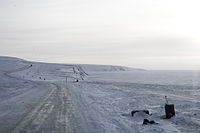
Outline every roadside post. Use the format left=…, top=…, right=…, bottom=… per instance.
left=165, top=96, right=175, bottom=119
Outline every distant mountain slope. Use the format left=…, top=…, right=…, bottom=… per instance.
left=0, top=56, right=27, bottom=72
left=0, top=56, right=145, bottom=83
left=0, top=56, right=144, bottom=73
left=79, top=64, right=145, bottom=72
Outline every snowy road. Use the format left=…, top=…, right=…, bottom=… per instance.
left=11, top=83, right=78, bottom=133
left=0, top=60, right=78, bottom=133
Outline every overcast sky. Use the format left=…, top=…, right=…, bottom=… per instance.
left=0, top=0, right=200, bottom=70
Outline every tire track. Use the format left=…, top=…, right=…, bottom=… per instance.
left=4, top=64, right=79, bottom=133
left=11, top=83, right=75, bottom=133
left=11, top=83, right=56, bottom=133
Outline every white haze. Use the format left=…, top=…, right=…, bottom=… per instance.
left=0, top=0, right=200, bottom=70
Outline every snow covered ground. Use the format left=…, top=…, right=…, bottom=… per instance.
left=0, top=56, right=200, bottom=133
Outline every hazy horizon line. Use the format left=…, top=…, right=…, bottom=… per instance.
left=1, top=55, right=200, bottom=71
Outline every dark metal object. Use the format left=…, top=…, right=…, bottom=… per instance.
left=165, top=104, right=175, bottom=119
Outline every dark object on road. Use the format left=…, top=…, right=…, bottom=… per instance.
left=131, top=110, right=150, bottom=116
left=44, top=78, right=45, bottom=80
left=143, top=119, right=158, bottom=125
left=30, top=64, right=32, bottom=67
left=39, top=77, right=41, bottom=79
left=165, top=104, right=175, bottom=119
left=76, top=79, right=79, bottom=82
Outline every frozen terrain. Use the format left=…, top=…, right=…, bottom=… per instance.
left=0, top=56, right=200, bottom=133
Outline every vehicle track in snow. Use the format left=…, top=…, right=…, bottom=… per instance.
left=4, top=64, right=78, bottom=133
left=11, top=83, right=78, bottom=133
left=4, top=65, right=33, bottom=82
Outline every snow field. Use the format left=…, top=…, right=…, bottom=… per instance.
left=1, top=56, right=200, bottom=133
